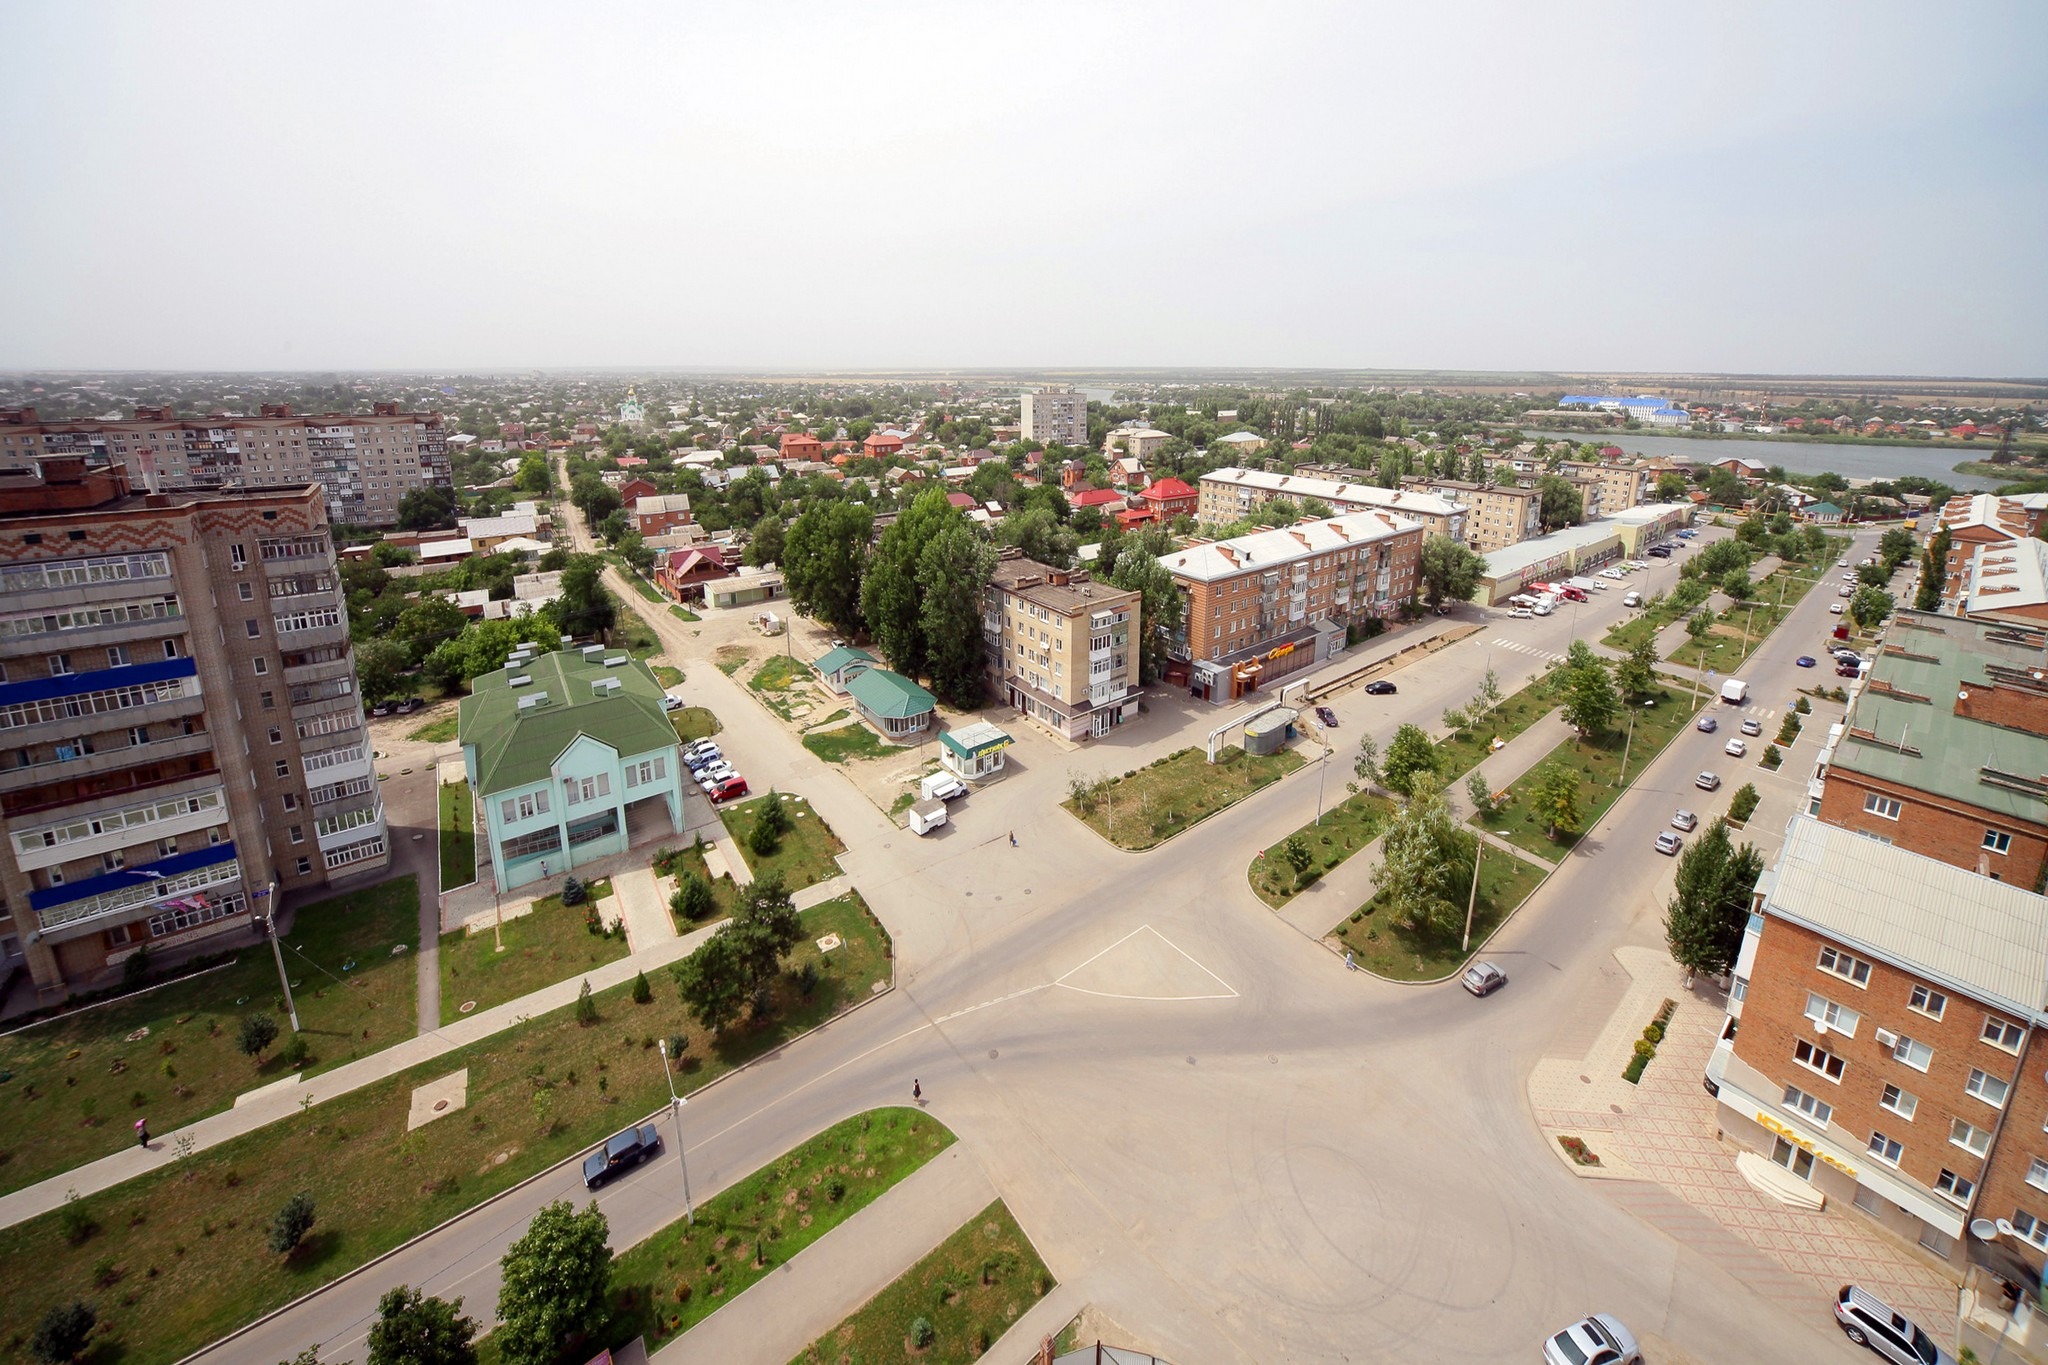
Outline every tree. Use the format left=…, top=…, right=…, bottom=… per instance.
left=1654, top=471, right=1690, bottom=502
left=354, top=637, right=410, bottom=703
left=394, top=596, right=467, bottom=660
left=397, top=486, right=458, bottom=532
left=1417, top=534, right=1487, bottom=608
left=1856, top=562, right=1889, bottom=588
left=568, top=477, right=621, bottom=528
left=514, top=456, right=552, bottom=494
left=782, top=500, right=872, bottom=637
left=860, top=488, right=961, bottom=681
left=1108, top=544, right=1184, bottom=687
left=1916, top=527, right=1949, bottom=611
left=1615, top=638, right=1657, bottom=700
left=368, top=1285, right=478, bottom=1365
left=1849, top=585, right=1894, bottom=631
left=1278, top=834, right=1313, bottom=886
left=1721, top=567, right=1752, bottom=601
left=30, top=1302, right=96, bottom=1364
left=1535, top=475, right=1584, bottom=531
left=744, top=513, right=786, bottom=568
left=675, top=873, right=803, bottom=1032
left=1353, top=734, right=1383, bottom=793
left=670, top=871, right=715, bottom=923
left=1381, top=723, right=1441, bottom=797
left=553, top=555, right=615, bottom=639
left=917, top=524, right=996, bottom=707
left=1472, top=666, right=1503, bottom=715
left=495, top=1200, right=612, bottom=1365
left=1465, top=771, right=1498, bottom=819
left=239, top=1012, right=279, bottom=1063
left=267, top=1191, right=316, bottom=1256
left=1529, top=762, right=1583, bottom=842
left=1561, top=657, right=1619, bottom=739
left=573, top=979, right=598, bottom=1026
left=1686, top=607, right=1717, bottom=648
left=1664, top=818, right=1764, bottom=981
left=993, top=506, right=1078, bottom=570
left=1370, top=775, right=1474, bottom=936
left=1878, top=527, right=1916, bottom=565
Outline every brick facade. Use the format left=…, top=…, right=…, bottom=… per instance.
left=1815, top=768, right=2048, bottom=891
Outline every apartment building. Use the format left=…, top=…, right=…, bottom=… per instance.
left=1557, top=460, right=1651, bottom=517
left=1808, top=610, right=2048, bottom=891
left=1708, top=816, right=2048, bottom=1277
left=0, top=459, right=385, bottom=998
left=1198, top=467, right=1465, bottom=541
left=1163, top=510, right=1424, bottom=703
left=983, top=554, right=1142, bottom=739
left=1019, top=387, right=1088, bottom=449
left=1933, top=494, right=2039, bottom=611
left=0, top=403, right=451, bottom=529
left=1959, top=537, right=2048, bottom=627
left=1399, top=477, right=1542, bottom=553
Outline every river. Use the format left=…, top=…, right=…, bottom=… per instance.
left=1520, top=429, right=2002, bottom=491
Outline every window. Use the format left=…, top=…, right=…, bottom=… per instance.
left=1967, top=1069, right=2010, bottom=1108
left=268, top=727, right=282, bottom=745
left=1937, top=1169, right=1975, bottom=1205
left=1909, top=985, right=1947, bottom=1020
left=252, top=658, right=267, bottom=676
left=2012, top=1210, right=2048, bottom=1250
left=282, top=793, right=298, bottom=812
left=274, top=760, right=290, bottom=779
left=1880, top=1084, right=1919, bottom=1120
left=259, top=690, right=274, bottom=710
left=47, top=653, right=71, bottom=676
left=1782, top=1084, right=1833, bottom=1127
left=245, top=619, right=261, bottom=639
left=295, top=857, right=311, bottom=876
left=1867, top=1132, right=1903, bottom=1165
left=1804, top=992, right=1861, bottom=1036
left=105, top=646, right=127, bottom=667
left=1983, top=1017, right=2025, bottom=1052
left=1951, top=1119, right=1990, bottom=1156
left=163, top=638, right=179, bottom=658
left=2027, top=1158, right=2048, bottom=1194
left=1891, top=1035, right=1933, bottom=1071
left=1817, top=946, right=1872, bottom=986
left=1794, top=1039, right=1846, bottom=1082
left=237, top=582, right=254, bottom=601
left=1863, top=792, right=1902, bottom=820
left=289, top=826, right=304, bottom=844
left=1984, top=829, right=2012, bottom=854
left=230, top=544, right=248, bottom=570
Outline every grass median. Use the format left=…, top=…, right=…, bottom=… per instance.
left=0, top=892, right=891, bottom=1365
left=720, top=793, right=845, bottom=892
left=0, top=878, right=419, bottom=1198
left=1249, top=788, right=1396, bottom=908
left=670, top=707, right=720, bottom=744
left=439, top=779, right=477, bottom=892
left=407, top=714, right=459, bottom=745
left=438, top=880, right=626, bottom=1026
left=1065, top=745, right=1303, bottom=852
left=802, top=723, right=895, bottom=764
left=1331, top=843, right=1550, bottom=981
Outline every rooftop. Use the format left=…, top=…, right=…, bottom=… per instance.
left=1964, top=538, right=2048, bottom=617
left=1476, top=520, right=1627, bottom=579
left=1165, top=509, right=1423, bottom=584
left=991, top=556, right=1136, bottom=615
left=634, top=494, right=693, bottom=515
left=457, top=649, right=676, bottom=795
left=1201, top=466, right=1464, bottom=517
left=1760, top=815, right=2048, bottom=1021
left=845, top=667, right=936, bottom=719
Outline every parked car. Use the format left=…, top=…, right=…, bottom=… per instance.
left=1740, top=718, right=1762, bottom=736
left=706, top=775, right=749, bottom=803
left=1838, top=558, right=1850, bottom=568
left=1696, top=715, right=1718, bottom=733
left=694, top=764, right=737, bottom=788
left=1796, top=655, right=1816, bottom=668
left=369, top=700, right=396, bottom=717
left=395, top=697, right=422, bottom=714
left=683, top=749, right=722, bottom=772
left=1833, top=649, right=1863, bottom=665
left=1460, top=961, right=1507, bottom=997
left=1542, top=1313, right=1643, bottom=1365
left=1834, top=1284, right=1951, bottom=1364
left=1838, top=663, right=1861, bottom=678
left=1599, top=568, right=1626, bottom=580
left=663, top=693, right=687, bottom=712
left=1725, top=738, right=1747, bottom=757
left=1671, top=809, right=1698, bottom=831
left=1830, top=603, right=1846, bottom=615
left=582, top=1123, right=662, bottom=1190
left=1364, top=681, right=1397, bottom=695
left=1654, top=831, right=1683, bottom=855
left=1508, top=607, right=1534, bottom=619
left=684, top=738, right=721, bottom=758
left=1696, top=771, right=1721, bottom=791
left=1315, top=705, right=1339, bottom=726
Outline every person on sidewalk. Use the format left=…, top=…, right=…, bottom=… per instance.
left=134, top=1118, right=149, bottom=1148
left=912, top=1078, right=922, bottom=1104
left=1008, top=831, right=1016, bottom=847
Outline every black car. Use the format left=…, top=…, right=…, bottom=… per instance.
left=1315, top=706, right=1338, bottom=727
left=582, top=1122, right=662, bottom=1190
left=1364, top=681, right=1397, bottom=696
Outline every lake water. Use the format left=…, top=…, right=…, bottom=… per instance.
left=1521, top=429, right=2001, bottom=491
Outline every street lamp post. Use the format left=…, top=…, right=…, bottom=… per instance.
left=257, top=882, right=299, bottom=1033
left=656, top=1039, right=695, bottom=1224
left=1314, top=745, right=1331, bottom=826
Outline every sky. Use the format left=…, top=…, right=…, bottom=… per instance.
left=1, top=0, right=2043, bottom=377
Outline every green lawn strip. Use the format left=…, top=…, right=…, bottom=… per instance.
left=670, top=605, right=701, bottom=623
left=802, top=724, right=896, bottom=764
left=622, top=570, right=664, bottom=603
left=439, top=780, right=477, bottom=893
left=656, top=841, right=741, bottom=925
left=438, top=881, right=626, bottom=1027
left=650, top=664, right=683, bottom=687
left=0, top=894, right=891, bottom=1365
left=0, top=878, right=419, bottom=1197
left=590, top=1108, right=955, bottom=1356
left=1249, top=789, right=1397, bottom=908
left=748, top=655, right=807, bottom=721
left=1431, top=667, right=1568, bottom=780
left=670, top=707, right=721, bottom=744
left=807, top=707, right=849, bottom=730
left=1601, top=589, right=1695, bottom=654
left=1064, top=745, right=1304, bottom=852
left=615, top=609, right=661, bottom=659
left=407, top=714, right=459, bottom=744
left=720, top=794, right=846, bottom=892
left=1474, top=682, right=1704, bottom=861
left=1664, top=562, right=1833, bottom=671
left=1332, top=844, right=1549, bottom=982
left=786, top=1198, right=1054, bottom=1365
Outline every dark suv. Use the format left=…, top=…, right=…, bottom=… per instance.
left=582, top=1122, right=662, bottom=1190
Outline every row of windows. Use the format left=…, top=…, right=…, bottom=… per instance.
left=0, top=552, right=171, bottom=594
left=1860, top=790, right=2014, bottom=851
left=0, top=595, right=181, bottom=640
left=0, top=677, right=195, bottom=730
left=1812, top=958, right=2025, bottom=1051
left=316, top=806, right=381, bottom=838
left=13, top=791, right=223, bottom=855
left=323, top=835, right=387, bottom=871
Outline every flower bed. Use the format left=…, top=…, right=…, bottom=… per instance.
left=1558, top=1135, right=1602, bottom=1167
left=1622, top=998, right=1679, bottom=1084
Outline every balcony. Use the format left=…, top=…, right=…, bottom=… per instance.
left=0, top=731, right=217, bottom=805
left=284, top=655, right=356, bottom=689
left=276, top=618, right=350, bottom=651
left=0, top=661, right=204, bottom=741
left=10, top=783, right=229, bottom=872
left=32, top=844, right=241, bottom=941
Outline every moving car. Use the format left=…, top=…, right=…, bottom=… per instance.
left=1696, top=715, right=1718, bottom=733
left=582, top=1123, right=662, bottom=1190
left=1315, top=705, right=1339, bottom=727
left=1364, top=681, right=1397, bottom=695
left=1542, top=1313, right=1643, bottom=1365
left=1834, top=1284, right=1951, bottom=1364
left=1671, top=809, right=1698, bottom=831
left=1830, top=603, right=1846, bottom=615
left=1696, top=771, right=1722, bottom=791
left=1740, top=717, right=1762, bottom=736
left=1838, top=558, right=1850, bottom=568
left=706, top=775, right=749, bottom=803
left=1796, top=655, right=1816, bottom=668
left=1508, top=607, right=1534, bottom=618
left=1725, top=738, right=1747, bottom=757
left=1654, top=831, right=1683, bottom=855
left=1460, top=961, right=1507, bottom=997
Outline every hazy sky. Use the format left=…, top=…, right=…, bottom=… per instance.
left=2, top=1, right=2042, bottom=376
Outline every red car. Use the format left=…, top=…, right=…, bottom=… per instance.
left=707, top=775, right=749, bottom=802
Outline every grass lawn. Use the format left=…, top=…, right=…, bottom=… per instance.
left=721, top=794, right=846, bottom=892
left=1065, top=745, right=1304, bottom=852
left=616, top=566, right=664, bottom=603
left=1249, top=788, right=1397, bottom=908
left=658, top=841, right=742, bottom=925
left=809, top=707, right=849, bottom=729
left=1665, top=566, right=1829, bottom=672
left=407, top=714, right=459, bottom=745
left=1475, top=682, right=1704, bottom=861
left=615, top=608, right=661, bottom=660
left=594, top=1108, right=955, bottom=1356
left=803, top=723, right=896, bottom=765
left=439, top=780, right=476, bottom=893
left=438, top=880, right=626, bottom=1026
left=749, top=654, right=808, bottom=721
left=1433, top=668, right=1567, bottom=780
left=787, top=1199, right=1053, bottom=1365
left=670, top=707, right=721, bottom=744
left=1331, top=844, right=1550, bottom=980
left=0, top=894, right=892, bottom=1365
left=670, top=604, right=701, bottom=623
left=651, top=664, right=683, bottom=687
left=0, top=878, right=420, bottom=1197
left=714, top=645, right=749, bottom=676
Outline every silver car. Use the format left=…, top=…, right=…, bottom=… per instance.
left=1543, top=1313, right=1642, bottom=1365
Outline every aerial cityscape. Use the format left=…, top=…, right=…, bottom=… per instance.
left=1, top=5, right=2045, bottom=1365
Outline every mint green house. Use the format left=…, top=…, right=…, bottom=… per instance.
left=457, top=647, right=685, bottom=892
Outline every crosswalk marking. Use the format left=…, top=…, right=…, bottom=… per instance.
left=1489, top=636, right=1566, bottom=662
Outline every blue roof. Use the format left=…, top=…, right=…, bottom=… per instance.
left=1558, top=394, right=1675, bottom=409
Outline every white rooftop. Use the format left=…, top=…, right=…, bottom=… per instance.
left=634, top=494, right=693, bottom=515
left=1201, top=466, right=1464, bottom=518
left=1606, top=501, right=1695, bottom=526
left=1165, top=510, right=1422, bottom=583
left=1963, top=536, right=2048, bottom=616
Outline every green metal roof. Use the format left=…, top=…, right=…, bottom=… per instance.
left=457, top=649, right=677, bottom=796
left=844, top=667, right=936, bottom=720
left=941, top=720, right=1011, bottom=758
left=814, top=645, right=876, bottom=677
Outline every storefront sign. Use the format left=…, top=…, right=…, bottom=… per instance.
left=1265, top=642, right=1296, bottom=661
left=1754, top=1111, right=1858, bottom=1178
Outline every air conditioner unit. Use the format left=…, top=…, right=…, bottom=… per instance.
left=1875, top=1028, right=1899, bottom=1049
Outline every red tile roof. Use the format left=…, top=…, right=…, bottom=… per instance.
left=1069, top=488, right=1128, bottom=508
left=1139, top=477, right=1197, bottom=500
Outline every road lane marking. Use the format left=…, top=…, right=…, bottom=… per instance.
left=1052, top=923, right=1240, bottom=1000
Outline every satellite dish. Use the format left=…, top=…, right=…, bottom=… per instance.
left=1999, top=1219, right=2019, bottom=1238
left=1973, top=1219, right=2001, bottom=1240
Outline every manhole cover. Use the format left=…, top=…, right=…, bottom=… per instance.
left=433, top=1099, right=449, bottom=1113
left=459, top=1000, right=477, bottom=1014
left=987, top=1049, right=999, bottom=1060
left=1609, top=1103, right=1623, bottom=1114
left=1580, top=1074, right=1592, bottom=1084
left=493, top=1151, right=510, bottom=1165
left=125, top=1027, right=150, bottom=1042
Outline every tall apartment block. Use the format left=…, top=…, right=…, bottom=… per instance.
left=1019, top=386, right=1088, bottom=449
left=0, top=458, right=386, bottom=999
left=983, top=553, right=1142, bottom=739
left=0, top=402, right=452, bottom=528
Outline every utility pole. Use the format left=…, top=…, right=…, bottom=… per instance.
left=259, top=881, right=299, bottom=1033
left=1615, top=709, right=1637, bottom=788
left=1462, top=836, right=1483, bottom=953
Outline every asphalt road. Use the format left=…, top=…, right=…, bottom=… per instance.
left=205, top=513, right=1885, bottom=1365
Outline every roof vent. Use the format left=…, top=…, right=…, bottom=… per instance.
left=603, top=654, right=628, bottom=667
left=516, top=691, right=551, bottom=711
left=508, top=673, right=532, bottom=688
left=581, top=644, right=605, bottom=660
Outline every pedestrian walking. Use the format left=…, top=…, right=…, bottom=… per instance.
left=1008, top=831, right=1016, bottom=847
left=134, top=1118, right=149, bottom=1148
left=912, top=1078, right=922, bottom=1104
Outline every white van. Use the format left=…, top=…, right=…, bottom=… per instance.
left=1720, top=678, right=1749, bottom=705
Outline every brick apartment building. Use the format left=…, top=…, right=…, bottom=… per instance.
left=1019, top=386, right=1088, bottom=449
left=1558, top=460, right=1651, bottom=517
left=1198, top=466, right=1466, bottom=541
left=1163, top=510, right=1423, bottom=702
left=1808, top=610, right=2048, bottom=891
left=1399, top=476, right=1542, bottom=553
left=1933, top=494, right=2040, bottom=611
left=1709, top=817, right=2048, bottom=1278
left=983, top=554, right=1142, bottom=739
left=0, top=458, right=385, bottom=999
left=0, top=403, right=451, bottom=528
left=1959, top=538, right=2048, bottom=627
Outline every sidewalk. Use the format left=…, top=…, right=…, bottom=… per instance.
left=651, top=1143, right=997, bottom=1364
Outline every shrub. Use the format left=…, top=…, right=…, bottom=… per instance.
left=1632, top=1039, right=1656, bottom=1062
left=575, top=979, right=599, bottom=1026
left=1729, top=783, right=1760, bottom=823
left=631, top=971, right=653, bottom=1005
left=748, top=818, right=782, bottom=859
left=278, top=1034, right=309, bottom=1070
left=237, top=1013, right=279, bottom=1063
left=561, top=876, right=588, bottom=907
left=911, top=1316, right=936, bottom=1349
left=267, top=1191, right=315, bottom=1256
left=651, top=846, right=681, bottom=878
left=1761, top=744, right=1781, bottom=768
left=1795, top=696, right=1811, bottom=714
left=672, top=872, right=716, bottom=922
left=121, top=946, right=152, bottom=992
left=31, top=1301, right=97, bottom=1364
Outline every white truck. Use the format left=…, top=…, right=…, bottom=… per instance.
left=920, top=772, right=967, bottom=802
left=907, top=799, right=949, bottom=835
left=1720, top=678, right=1750, bottom=705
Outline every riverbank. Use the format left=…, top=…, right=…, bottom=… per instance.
left=1517, top=428, right=2008, bottom=491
